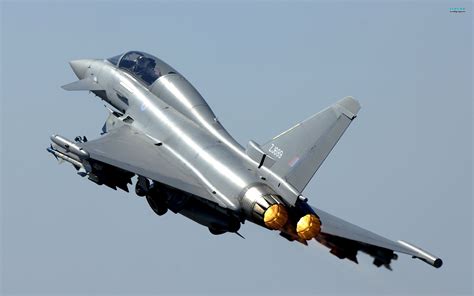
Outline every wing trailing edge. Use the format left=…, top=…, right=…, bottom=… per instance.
left=312, top=206, right=443, bottom=269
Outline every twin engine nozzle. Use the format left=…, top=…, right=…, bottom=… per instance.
left=262, top=204, right=321, bottom=240
left=242, top=184, right=321, bottom=241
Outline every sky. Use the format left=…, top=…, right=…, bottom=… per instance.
left=1, top=1, right=472, bottom=295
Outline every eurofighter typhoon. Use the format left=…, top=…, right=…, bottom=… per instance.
left=48, top=51, right=442, bottom=269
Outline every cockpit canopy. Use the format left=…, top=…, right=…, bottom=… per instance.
left=108, top=51, right=178, bottom=85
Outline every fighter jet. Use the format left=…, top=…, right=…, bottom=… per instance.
left=48, top=51, right=442, bottom=269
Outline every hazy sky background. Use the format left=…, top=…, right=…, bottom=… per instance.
left=1, top=1, right=472, bottom=295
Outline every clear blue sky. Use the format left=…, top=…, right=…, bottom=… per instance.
left=1, top=1, right=472, bottom=295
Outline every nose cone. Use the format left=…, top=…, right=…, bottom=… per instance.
left=69, top=59, right=92, bottom=79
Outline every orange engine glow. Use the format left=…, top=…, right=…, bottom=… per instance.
left=263, top=204, right=288, bottom=230
left=296, top=214, right=321, bottom=240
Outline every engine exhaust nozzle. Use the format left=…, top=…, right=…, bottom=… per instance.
left=296, top=214, right=321, bottom=240
left=263, top=204, right=288, bottom=230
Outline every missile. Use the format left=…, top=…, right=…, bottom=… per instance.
left=47, top=146, right=88, bottom=176
left=50, top=134, right=89, bottom=159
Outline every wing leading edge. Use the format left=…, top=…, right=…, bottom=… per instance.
left=312, top=206, right=443, bottom=269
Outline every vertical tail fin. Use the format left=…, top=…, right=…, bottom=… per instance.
left=261, top=97, right=360, bottom=192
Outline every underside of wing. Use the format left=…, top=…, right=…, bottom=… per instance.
left=312, top=207, right=443, bottom=269
left=69, top=125, right=221, bottom=206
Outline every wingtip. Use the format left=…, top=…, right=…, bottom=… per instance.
left=398, top=240, right=443, bottom=268
left=433, top=258, right=443, bottom=268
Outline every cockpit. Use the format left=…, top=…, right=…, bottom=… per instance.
left=107, top=51, right=178, bottom=85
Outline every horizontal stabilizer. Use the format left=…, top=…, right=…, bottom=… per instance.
left=61, top=78, right=103, bottom=91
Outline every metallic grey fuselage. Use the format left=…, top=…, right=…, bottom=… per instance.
left=86, top=59, right=300, bottom=216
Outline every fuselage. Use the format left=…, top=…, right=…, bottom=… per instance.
left=88, top=58, right=301, bottom=197
left=68, top=52, right=317, bottom=239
